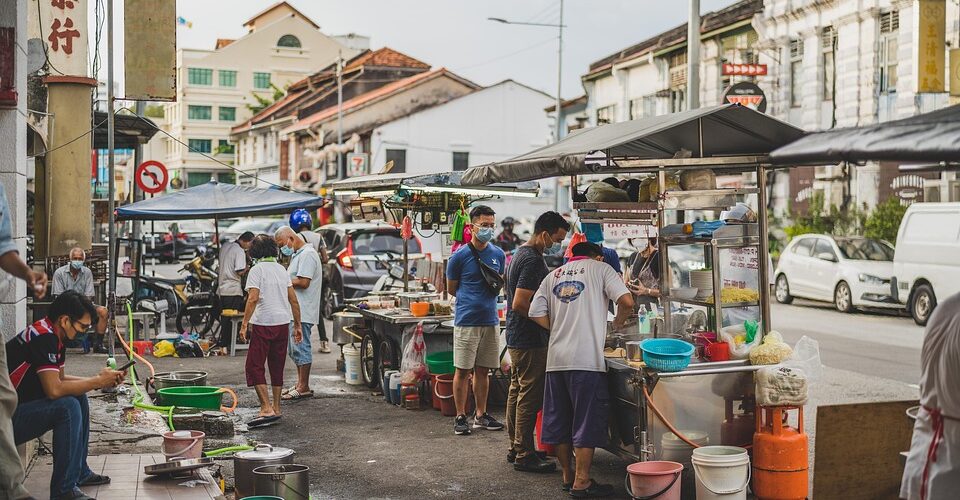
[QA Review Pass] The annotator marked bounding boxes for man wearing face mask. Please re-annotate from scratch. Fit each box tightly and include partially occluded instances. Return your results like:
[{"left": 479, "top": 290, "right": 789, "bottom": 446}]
[
  {"left": 505, "top": 211, "right": 570, "bottom": 473},
  {"left": 446, "top": 205, "right": 506, "bottom": 436},
  {"left": 273, "top": 226, "right": 321, "bottom": 401},
  {"left": 51, "top": 248, "right": 108, "bottom": 354}
]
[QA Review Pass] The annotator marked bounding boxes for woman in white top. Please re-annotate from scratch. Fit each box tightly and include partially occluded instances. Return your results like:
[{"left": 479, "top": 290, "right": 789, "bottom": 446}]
[{"left": 239, "top": 235, "right": 302, "bottom": 427}]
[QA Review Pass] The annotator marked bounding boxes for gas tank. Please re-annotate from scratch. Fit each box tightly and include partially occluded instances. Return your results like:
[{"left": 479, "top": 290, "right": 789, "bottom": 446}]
[{"left": 752, "top": 406, "right": 808, "bottom": 500}]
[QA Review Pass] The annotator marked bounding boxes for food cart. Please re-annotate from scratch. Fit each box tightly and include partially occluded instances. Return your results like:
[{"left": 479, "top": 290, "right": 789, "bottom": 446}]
[
  {"left": 327, "top": 171, "right": 539, "bottom": 388},
  {"left": 461, "top": 104, "right": 806, "bottom": 472}
]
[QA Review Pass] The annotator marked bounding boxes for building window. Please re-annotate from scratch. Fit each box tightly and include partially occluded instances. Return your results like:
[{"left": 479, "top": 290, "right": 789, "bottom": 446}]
[
  {"left": 219, "top": 70, "right": 237, "bottom": 88},
  {"left": 277, "top": 35, "right": 301, "bottom": 48},
  {"left": 217, "top": 139, "right": 235, "bottom": 155},
  {"left": 217, "top": 172, "right": 236, "bottom": 183},
  {"left": 720, "top": 30, "right": 760, "bottom": 89},
  {"left": 385, "top": 149, "right": 406, "bottom": 174},
  {"left": 452, "top": 152, "right": 469, "bottom": 171},
  {"left": 219, "top": 106, "right": 236, "bottom": 121},
  {"left": 187, "top": 68, "right": 213, "bottom": 86},
  {"left": 253, "top": 72, "right": 272, "bottom": 90},
  {"left": 822, "top": 27, "right": 836, "bottom": 101},
  {"left": 187, "top": 172, "right": 212, "bottom": 187},
  {"left": 629, "top": 95, "right": 657, "bottom": 120},
  {"left": 669, "top": 89, "right": 686, "bottom": 113},
  {"left": 790, "top": 39, "right": 804, "bottom": 108},
  {"left": 879, "top": 11, "right": 899, "bottom": 94},
  {"left": 596, "top": 105, "right": 616, "bottom": 125},
  {"left": 188, "top": 139, "right": 212, "bottom": 154},
  {"left": 187, "top": 105, "right": 212, "bottom": 120}
]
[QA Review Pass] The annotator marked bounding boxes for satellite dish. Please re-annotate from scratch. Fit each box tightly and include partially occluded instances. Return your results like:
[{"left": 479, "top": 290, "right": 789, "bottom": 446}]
[{"left": 27, "top": 39, "right": 45, "bottom": 74}]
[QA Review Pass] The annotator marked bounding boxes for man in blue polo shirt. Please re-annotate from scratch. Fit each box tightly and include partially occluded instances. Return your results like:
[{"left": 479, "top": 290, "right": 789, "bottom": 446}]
[{"left": 446, "top": 205, "right": 506, "bottom": 436}]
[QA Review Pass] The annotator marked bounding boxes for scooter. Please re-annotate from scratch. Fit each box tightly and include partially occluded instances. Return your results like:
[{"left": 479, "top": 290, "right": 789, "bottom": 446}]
[{"left": 175, "top": 246, "right": 220, "bottom": 338}]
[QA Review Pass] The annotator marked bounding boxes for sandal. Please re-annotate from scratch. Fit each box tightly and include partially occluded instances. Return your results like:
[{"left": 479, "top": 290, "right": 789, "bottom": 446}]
[
  {"left": 569, "top": 479, "right": 615, "bottom": 498},
  {"left": 281, "top": 389, "right": 314, "bottom": 401},
  {"left": 79, "top": 473, "right": 111, "bottom": 486},
  {"left": 247, "top": 415, "right": 281, "bottom": 428}
]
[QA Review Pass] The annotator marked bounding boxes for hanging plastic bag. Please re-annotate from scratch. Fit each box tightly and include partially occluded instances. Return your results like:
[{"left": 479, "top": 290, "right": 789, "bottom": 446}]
[
  {"left": 749, "top": 331, "right": 793, "bottom": 365},
  {"left": 563, "top": 231, "right": 588, "bottom": 259},
  {"left": 781, "top": 335, "right": 823, "bottom": 383},
  {"left": 153, "top": 340, "right": 176, "bottom": 358},
  {"left": 720, "top": 323, "right": 761, "bottom": 360},
  {"left": 451, "top": 209, "right": 467, "bottom": 242},
  {"left": 400, "top": 322, "right": 428, "bottom": 384}
]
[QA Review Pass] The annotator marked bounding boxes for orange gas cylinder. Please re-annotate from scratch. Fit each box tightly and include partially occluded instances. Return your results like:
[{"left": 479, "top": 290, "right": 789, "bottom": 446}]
[{"left": 752, "top": 406, "right": 808, "bottom": 500}]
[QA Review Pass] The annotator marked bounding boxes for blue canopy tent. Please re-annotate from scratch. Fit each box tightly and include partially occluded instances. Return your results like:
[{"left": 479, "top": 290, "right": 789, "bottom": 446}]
[{"left": 116, "top": 181, "right": 326, "bottom": 221}]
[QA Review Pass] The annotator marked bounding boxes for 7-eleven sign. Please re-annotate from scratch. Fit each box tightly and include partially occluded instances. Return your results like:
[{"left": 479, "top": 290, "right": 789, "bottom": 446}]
[
  {"left": 721, "top": 82, "right": 767, "bottom": 113},
  {"left": 347, "top": 153, "right": 369, "bottom": 177}
]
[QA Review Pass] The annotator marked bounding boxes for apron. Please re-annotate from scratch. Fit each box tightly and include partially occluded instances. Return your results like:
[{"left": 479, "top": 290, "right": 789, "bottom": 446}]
[{"left": 632, "top": 251, "right": 659, "bottom": 312}]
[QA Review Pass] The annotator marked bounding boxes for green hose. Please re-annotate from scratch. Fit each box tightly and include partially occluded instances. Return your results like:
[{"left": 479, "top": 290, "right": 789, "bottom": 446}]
[
  {"left": 204, "top": 445, "right": 254, "bottom": 457},
  {"left": 125, "top": 301, "right": 176, "bottom": 430}
]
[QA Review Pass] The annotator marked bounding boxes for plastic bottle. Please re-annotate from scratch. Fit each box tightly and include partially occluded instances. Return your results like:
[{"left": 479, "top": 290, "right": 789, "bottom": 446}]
[{"left": 637, "top": 305, "right": 650, "bottom": 335}]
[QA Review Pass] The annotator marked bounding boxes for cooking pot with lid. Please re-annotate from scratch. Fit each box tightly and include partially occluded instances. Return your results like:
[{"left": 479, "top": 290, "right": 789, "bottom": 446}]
[
  {"left": 332, "top": 312, "right": 365, "bottom": 345},
  {"left": 233, "top": 444, "right": 295, "bottom": 498}
]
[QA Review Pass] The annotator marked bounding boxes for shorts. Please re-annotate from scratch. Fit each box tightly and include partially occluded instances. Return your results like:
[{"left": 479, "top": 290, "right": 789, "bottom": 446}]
[
  {"left": 453, "top": 325, "right": 500, "bottom": 370},
  {"left": 542, "top": 371, "right": 610, "bottom": 449},
  {"left": 288, "top": 322, "right": 314, "bottom": 366},
  {"left": 245, "top": 324, "right": 288, "bottom": 387}
]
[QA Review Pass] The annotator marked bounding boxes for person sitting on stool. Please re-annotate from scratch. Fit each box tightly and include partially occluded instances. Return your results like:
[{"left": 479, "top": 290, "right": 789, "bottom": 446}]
[
  {"left": 50, "top": 247, "right": 108, "bottom": 354},
  {"left": 217, "top": 231, "right": 255, "bottom": 350}
]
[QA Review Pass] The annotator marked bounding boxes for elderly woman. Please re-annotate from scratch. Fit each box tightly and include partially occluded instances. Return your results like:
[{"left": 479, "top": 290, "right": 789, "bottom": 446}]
[{"left": 239, "top": 235, "right": 302, "bottom": 427}]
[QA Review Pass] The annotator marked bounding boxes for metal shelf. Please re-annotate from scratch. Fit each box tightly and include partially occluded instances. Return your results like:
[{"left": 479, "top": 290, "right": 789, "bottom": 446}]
[
  {"left": 662, "top": 296, "right": 759, "bottom": 309},
  {"left": 661, "top": 188, "right": 758, "bottom": 211}
]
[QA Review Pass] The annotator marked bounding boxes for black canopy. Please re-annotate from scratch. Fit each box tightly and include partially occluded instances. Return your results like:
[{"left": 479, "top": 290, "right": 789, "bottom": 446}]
[
  {"left": 93, "top": 111, "right": 160, "bottom": 149},
  {"left": 769, "top": 104, "right": 960, "bottom": 165},
  {"left": 461, "top": 104, "right": 805, "bottom": 185}
]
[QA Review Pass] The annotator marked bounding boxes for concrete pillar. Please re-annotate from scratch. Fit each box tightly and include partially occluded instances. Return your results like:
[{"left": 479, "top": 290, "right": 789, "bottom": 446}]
[
  {"left": 0, "top": 0, "right": 28, "bottom": 339},
  {"left": 41, "top": 76, "right": 95, "bottom": 256}
]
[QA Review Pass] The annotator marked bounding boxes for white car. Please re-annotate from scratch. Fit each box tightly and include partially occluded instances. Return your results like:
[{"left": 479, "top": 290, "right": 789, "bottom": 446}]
[{"left": 774, "top": 234, "right": 901, "bottom": 313}]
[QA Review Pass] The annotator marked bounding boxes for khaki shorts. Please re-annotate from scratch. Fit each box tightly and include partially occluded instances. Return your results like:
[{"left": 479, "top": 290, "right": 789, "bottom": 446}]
[{"left": 453, "top": 326, "right": 500, "bottom": 370}]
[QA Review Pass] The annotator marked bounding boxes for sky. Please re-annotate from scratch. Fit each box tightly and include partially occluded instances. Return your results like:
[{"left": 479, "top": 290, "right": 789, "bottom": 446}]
[{"left": 92, "top": 0, "right": 737, "bottom": 100}]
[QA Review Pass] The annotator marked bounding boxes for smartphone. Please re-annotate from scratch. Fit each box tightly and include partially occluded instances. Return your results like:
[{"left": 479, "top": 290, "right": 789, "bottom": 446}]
[{"left": 116, "top": 359, "right": 137, "bottom": 372}]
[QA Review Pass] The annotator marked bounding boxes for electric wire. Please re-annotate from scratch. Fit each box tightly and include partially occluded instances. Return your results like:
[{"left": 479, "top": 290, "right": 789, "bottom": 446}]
[
  {"left": 453, "top": 37, "right": 557, "bottom": 71},
  {"left": 27, "top": 116, "right": 108, "bottom": 158}
]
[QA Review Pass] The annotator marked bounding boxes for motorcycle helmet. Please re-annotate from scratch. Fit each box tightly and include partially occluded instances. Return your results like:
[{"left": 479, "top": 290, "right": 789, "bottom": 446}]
[
  {"left": 290, "top": 209, "right": 313, "bottom": 231},
  {"left": 501, "top": 217, "right": 516, "bottom": 227}
]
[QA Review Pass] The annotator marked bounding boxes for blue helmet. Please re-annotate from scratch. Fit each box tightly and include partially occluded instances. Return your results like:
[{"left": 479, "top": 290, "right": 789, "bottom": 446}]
[{"left": 290, "top": 209, "right": 313, "bottom": 231}]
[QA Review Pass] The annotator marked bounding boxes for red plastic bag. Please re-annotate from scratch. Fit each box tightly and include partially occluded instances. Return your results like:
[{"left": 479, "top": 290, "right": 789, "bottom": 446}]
[
  {"left": 400, "top": 322, "right": 428, "bottom": 383},
  {"left": 563, "top": 232, "right": 587, "bottom": 259}
]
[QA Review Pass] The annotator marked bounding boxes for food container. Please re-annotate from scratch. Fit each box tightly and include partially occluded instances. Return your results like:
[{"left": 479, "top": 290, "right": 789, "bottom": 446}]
[
  {"left": 332, "top": 312, "right": 365, "bottom": 345},
  {"left": 253, "top": 464, "right": 310, "bottom": 500},
  {"left": 410, "top": 302, "right": 430, "bottom": 317},
  {"left": 234, "top": 444, "right": 295, "bottom": 499},
  {"left": 625, "top": 341, "right": 643, "bottom": 362},
  {"left": 397, "top": 292, "right": 439, "bottom": 309}
]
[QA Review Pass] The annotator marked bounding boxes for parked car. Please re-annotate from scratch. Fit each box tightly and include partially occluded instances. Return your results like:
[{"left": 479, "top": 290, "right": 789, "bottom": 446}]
[
  {"left": 774, "top": 234, "right": 899, "bottom": 313},
  {"left": 142, "top": 220, "right": 218, "bottom": 262},
  {"left": 893, "top": 202, "right": 960, "bottom": 325},
  {"left": 220, "top": 218, "right": 286, "bottom": 243},
  {"left": 318, "top": 222, "right": 424, "bottom": 319}
]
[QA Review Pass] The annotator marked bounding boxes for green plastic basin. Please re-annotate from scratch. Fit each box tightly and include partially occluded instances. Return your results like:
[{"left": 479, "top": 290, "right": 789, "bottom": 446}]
[
  {"left": 425, "top": 351, "right": 454, "bottom": 375},
  {"left": 156, "top": 386, "right": 224, "bottom": 410}
]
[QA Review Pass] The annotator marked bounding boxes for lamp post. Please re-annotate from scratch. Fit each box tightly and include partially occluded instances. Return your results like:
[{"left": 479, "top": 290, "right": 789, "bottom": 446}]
[{"left": 489, "top": 0, "right": 566, "bottom": 143}]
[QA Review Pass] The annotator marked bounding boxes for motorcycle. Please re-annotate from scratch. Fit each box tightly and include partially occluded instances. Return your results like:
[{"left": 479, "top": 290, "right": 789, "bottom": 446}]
[{"left": 175, "top": 246, "right": 221, "bottom": 339}]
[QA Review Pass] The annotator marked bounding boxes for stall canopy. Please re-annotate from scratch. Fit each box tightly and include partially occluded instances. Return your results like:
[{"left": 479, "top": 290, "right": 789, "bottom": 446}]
[
  {"left": 770, "top": 104, "right": 960, "bottom": 165},
  {"left": 461, "top": 104, "right": 805, "bottom": 185},
  {"left": 115, "top": 181, "right": 325, "bottom": 220},
  {"left": 329, "top": 171, "right": 540, "bottom": 196}
]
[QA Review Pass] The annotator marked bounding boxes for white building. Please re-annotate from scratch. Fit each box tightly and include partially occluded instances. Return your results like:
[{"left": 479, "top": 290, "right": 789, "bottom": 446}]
[
  {"left": 370, "top": 80, "right": 555, "bottom": 219},
  {"left": 161, "top": 2, "right": 363, "bottom": 189}
]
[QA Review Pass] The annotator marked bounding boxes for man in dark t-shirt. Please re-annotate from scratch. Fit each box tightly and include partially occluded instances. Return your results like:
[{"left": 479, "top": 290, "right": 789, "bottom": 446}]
[
  {"left": 7, "top": 291, "right": 125, "bottom": 500},
  {"left": 504, "top": 211, "right": 570, "bottom": 473}
]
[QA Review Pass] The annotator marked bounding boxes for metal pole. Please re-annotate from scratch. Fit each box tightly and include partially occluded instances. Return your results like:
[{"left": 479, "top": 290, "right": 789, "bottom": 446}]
[
  {"left": 555, "top": 0, "right": 564, "bottom": 143},
  {"left": 758, "top": 165, "right": 771, "bottom": 335},
  {"left": 131, "top": 101, "right": 144, "bottom": 243},
  {"left": 106, "top": 0, "right": 116, "bottom": 357},
  {"left": 687, "top": 0, "right": 701, "bottom": 110},
  {"left": 336, "top": 51, "right": 344, "bottom": 179}
]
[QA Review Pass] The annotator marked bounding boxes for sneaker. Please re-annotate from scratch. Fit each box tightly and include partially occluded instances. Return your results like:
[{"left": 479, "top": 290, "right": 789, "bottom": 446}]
[
  {"left": 473, "top": 412, "right": 504, "bottom": 431},
  {"left": 454, "top": 415, "right": 471, "bottom": 435},
  {"left": 514, "top": 454, "right": 557, "bottom": 473},
  {"left": 506, "top": 449, "right": 517, "bottom": 463},
  {"left": 319, "top": 341, "right": 331, "bottom": 354}
]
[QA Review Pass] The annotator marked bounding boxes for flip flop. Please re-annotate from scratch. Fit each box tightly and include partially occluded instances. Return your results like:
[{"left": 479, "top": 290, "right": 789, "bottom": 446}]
[
  {"left": 247, "top": 415, "right": 281, "bottom": 428},
  {"left": 281, "top": 386, "right": 297, "bottom": 396},
  {"left": 79, "top": 473, "right": 111, "bottom": 486},
  {"left": 281, "top": 389, "right": 314, "bottom": 401}
]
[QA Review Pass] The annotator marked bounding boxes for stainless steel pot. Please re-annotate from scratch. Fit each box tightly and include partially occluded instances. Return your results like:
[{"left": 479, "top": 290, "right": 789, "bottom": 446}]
[
  {"left": 397, "top": 292, "right": 438, "bottom": 309},
  {"left": 332, "top": 312, "right": 365, "bottom": 345},
  {"left": 233, "top": 444, "right": 295, "bottom": 499},
  {"left": 153, "top": 371, "right": 208, "bottom": 391},
  {"left": 253, "top": 464, "right": 310, "bottom": 500}
]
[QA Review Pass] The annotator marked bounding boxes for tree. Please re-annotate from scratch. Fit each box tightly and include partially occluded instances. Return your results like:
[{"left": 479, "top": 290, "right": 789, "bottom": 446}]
[
  {"left": 865, "top": 197, "right": 907, "bottom": 243},
  {"left": 143, "top": 104, "right": 165, "bottom": 118},
  {"left": 246, "top": 83, "right": 285, "bottom": 114}
]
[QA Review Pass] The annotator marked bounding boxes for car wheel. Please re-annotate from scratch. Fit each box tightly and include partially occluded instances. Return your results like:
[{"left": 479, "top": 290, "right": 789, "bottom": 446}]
[
  {"left": 834, "top": 281, "right": 853, "bottom": 313},
  {"left": 911, "top": 284, "right": 936, "bottom": 326},
  {"left": 360, "top": 332, "right": 380, "bottom": 389},
  {"left": 775, "top": 274, "right": 793, "bottom": 304}
]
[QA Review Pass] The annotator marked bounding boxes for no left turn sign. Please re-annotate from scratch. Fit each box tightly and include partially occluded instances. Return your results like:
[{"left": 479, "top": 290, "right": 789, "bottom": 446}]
[{"left": 135, "top": 160, "right": 169, "bottom": 194}]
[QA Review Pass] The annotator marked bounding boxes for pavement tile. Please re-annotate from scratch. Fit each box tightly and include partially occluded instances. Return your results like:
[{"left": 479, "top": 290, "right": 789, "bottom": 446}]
[{"left": 94, "top": 489, "right": 140, "bottom": 500}]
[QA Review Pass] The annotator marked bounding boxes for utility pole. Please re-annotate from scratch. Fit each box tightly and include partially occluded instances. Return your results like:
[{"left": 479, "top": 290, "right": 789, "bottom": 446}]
[
  {"left": 687, "top": 0, "right": 701, "bottom": 110},
  {"left": 336, "top": 52, "right": 344, "bottom": 179},
  {"left": 555, "top": 0, "right": 564, "bottom": 143},
  {"left": 106, "top": 0, "right": 117, "bottom": 357},
  {"left": 131, "top": 101, "right": 144, "bottom": 242}
]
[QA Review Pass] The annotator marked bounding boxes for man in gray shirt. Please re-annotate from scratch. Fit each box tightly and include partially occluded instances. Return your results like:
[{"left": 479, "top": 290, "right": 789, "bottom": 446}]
[{"left": 51, "top": 247, "right": 108, "bottom": 353}]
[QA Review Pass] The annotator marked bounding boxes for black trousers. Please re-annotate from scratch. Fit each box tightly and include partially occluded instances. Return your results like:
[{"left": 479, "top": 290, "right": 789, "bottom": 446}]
[{"left": 218, "top": 295, "right": 246, "bottom": 348}]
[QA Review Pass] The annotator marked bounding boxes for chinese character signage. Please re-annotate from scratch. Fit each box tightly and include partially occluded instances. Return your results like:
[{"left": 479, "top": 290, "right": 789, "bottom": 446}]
[
  {"left": 950, "top": 49, "right": 960, "bottom": 97},
  {"left": 601, "top": 223, "right": 658, "bottom": 240},
  {"left": 917, "top": 0, "right": 946, "bottom": 93},
  {"left": 124, "top": 0, "right": 176, "bottom": 100},
  {"left": 37, "top": 0, "right": 88, "bottom": 77}
]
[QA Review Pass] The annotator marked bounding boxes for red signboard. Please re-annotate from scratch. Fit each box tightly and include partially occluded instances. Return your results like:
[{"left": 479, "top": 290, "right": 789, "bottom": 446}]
[
  {"left": 135, "top": 160, "right": 169, "bottom": 194},
  {"left": 721, "top": 63, "right": 767, "bottom": 76}
]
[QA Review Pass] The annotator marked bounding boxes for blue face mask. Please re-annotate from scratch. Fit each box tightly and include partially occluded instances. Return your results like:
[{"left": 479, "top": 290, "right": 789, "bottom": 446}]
[
  {"left": 70, "top": 260, "right": 84, "bottom": 270},
  {"left": 545, "top": 241, "right": 562, "bottom": 256},
  {"left": 475, "top": 227, "right": 495, "bottom": 243},
  {"left": 280, "top": 245, "right": 294, "bottom": 257}
]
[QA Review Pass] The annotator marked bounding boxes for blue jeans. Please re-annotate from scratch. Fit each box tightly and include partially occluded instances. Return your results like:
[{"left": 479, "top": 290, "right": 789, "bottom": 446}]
[{"left": 13, "top": 394, "right": 94, "bottom": 497}]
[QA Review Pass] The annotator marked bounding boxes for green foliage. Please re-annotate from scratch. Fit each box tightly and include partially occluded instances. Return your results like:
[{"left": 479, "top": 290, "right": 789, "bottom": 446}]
[
  {"left": 865, "top": 197, "right": 907, "bottom": 243},
  {"left": 246, "top": 83, "right": 286, "bottom": 114},
  {"left": 143, "top": 104, "right": 165, "bottom": 118}
]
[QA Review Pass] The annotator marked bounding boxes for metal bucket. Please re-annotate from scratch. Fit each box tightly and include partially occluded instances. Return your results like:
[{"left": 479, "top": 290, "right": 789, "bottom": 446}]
[
  {"left": 332, "top": 312, "right": 364, "bottom": 345},
  {"left": 253, "top": 464, "right": 310, "bottom": 500}
]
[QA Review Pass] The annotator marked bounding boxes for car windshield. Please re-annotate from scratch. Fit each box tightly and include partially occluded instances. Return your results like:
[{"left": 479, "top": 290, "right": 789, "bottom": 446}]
[
  {"left": 834, "top": 237, "right": 894, "bottom": 261},
  {"left": 351, "top": 231, "right": 420, "bottom": 255},
  {"left": 226, "top": 219, "right": 278, "bottom": 234}
]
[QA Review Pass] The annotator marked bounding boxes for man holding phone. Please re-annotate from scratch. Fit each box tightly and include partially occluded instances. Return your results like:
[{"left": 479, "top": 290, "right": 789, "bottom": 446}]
[{"left": 7, "top": 291, "right": 126, "bottom": 500}]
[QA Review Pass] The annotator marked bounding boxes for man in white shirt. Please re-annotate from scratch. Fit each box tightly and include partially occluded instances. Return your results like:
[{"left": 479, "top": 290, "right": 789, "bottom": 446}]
[
  {"left": 274, "top": 226, "right": 322, "bottom": 400},
  {"left": 217, "top": 232, "right": 254, "bottom": 349},
  {"left": 289, "top": 209, "right": 332, "bottom": 353},
  {"left": 530, "top": 242, "right": 633, "bottom": 498}
]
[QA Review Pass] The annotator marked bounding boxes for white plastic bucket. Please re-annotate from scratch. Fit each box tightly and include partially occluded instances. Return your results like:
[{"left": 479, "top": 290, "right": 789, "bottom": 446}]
[
  {"left": 342, "top": 345, "right": 362, "bottom": 385},
  {"left": 660, "top": 431, "right": 709, "bottom": 465},
  {"left": 691, "top": 446, "right": 750, "bottom": 500}
]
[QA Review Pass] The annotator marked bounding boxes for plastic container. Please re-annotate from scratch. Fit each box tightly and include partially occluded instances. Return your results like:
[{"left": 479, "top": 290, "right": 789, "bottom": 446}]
[
  {"left": 132, "top": 340, "right": 153, "bottom": 357},
  {"left": 429, "top": 375, "right": 441, "bottom": 410},
  {"left": 433, "top": 373, "right": 456, "bottom": 416},
  {"left": 389, "top": 372, "right": 402, "bottom": 405},
  {"left": 382, "top": 370, "right": 398, "bottom": 402},
  {"left": 691, "top": 446, "right": 750, "bottom": 500},
  {"left": 410, "top": 302, "right": 431, "bottom": 317},
  {"left": 625, "top": 461, "right": 683, "bottom": 500},
  {"left": 161, "top": 430, "right": 205, "bottom": 460},
  {"left": 342, "top": 345, "right": 362, "bottom": 385},
  {"left": 425, "top": 351, "right": 455, "bottom": 375},
  {"left": 155, "top": 386, "right": 237, "bottom": 412},
  {"left": 640, "top": 338, "right": 695, "bottom": 372},
  {"left": 403, "top": 394, "right": 421, "bottom": 410},
  {"left": 661, "top": 431, "right": 709, "bottom": 465},
  {"left": 705, "top": 341, "right": 730, "bottom": 362}
]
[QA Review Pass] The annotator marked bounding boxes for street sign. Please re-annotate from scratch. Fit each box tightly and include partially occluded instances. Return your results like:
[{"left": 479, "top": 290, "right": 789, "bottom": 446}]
[
  {"left": 721, "top": 63, "right": 767, "bottom": 76},
  {"left": 721, "top": 82, "right": 767, "bottom": 113},
  {"left": 347, "top": 153, "right": 369, "bottom": 177},
  {"left": 135, "top": 160, "right": 168, "bottom": 194}
]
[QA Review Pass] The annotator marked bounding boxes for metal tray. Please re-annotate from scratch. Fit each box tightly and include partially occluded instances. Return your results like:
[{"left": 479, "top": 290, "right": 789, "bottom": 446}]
[{"left": 143, "top": 456, "right": 213, "bottom": 476}]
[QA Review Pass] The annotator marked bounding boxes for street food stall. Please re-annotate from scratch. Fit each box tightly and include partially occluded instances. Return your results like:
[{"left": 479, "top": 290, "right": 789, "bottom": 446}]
[
  {"left": 462, "top": 104, "right": 807, "bottom": 479},
  {"left": 326, "top": 171, "right": 539, "bottom": 388}
]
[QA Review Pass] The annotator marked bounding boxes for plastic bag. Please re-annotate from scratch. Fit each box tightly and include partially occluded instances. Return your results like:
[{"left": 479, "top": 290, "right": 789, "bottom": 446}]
[
  {"left": 585, "top": 181, "right": 629, "bottom": 202},
  {"left": 451, "top": 209, "right": 467, "bottom": 242},
  {"left": 756, "top": 365, "right": 808, "bottom": 406},
  {"left": 400, "top": 322, "right": 428, "bottom": 384},
  {"left": 680, "top": 169, "right": 717, "bottom": 190},
  {"left": 749, "top": 331, "right": 793, "bottom": 365},
  {"left": 640, "top": 174, "right": 681, "bottom": 201},
  {"left": 720, "top": 323, "right": 761, "bottom": 360},
  {"left": 782, "top": 335, "right": 822, "bottom": 383},
  {"left": 153, "top": 340, "right": 176, "bottom": 358},
  {"left": 563, "top": 232, "right": 588, "bottom": 259}
]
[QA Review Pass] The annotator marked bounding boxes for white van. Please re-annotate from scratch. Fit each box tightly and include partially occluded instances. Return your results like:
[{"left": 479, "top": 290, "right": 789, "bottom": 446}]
[{"left": 893, "top": 202, "right": 960, "bottom": 325}]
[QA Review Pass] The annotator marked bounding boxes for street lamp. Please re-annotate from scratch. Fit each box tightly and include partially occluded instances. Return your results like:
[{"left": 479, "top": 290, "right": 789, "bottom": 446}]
[{"left": 488, "top": 0, "right": 566, "bottom": 143}]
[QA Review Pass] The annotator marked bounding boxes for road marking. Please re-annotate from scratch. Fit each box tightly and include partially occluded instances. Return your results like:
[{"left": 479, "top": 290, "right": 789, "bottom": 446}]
[{"left": 907, "top": 384, "right": 920, "bottom": 390}]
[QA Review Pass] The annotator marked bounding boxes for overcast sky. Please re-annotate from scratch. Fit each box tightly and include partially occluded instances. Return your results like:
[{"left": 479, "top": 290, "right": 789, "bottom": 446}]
[{"left": 94, "top": 0, "right": 736, "bottom": 100}]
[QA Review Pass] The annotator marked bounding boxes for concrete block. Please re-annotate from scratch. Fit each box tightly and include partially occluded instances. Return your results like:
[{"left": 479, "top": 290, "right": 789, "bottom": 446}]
[{"left": 0, "top": 299, "right": 27, "bottom": 341}]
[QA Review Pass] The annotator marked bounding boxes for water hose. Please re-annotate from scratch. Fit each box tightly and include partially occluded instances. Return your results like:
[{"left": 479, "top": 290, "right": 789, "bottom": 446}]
[
  {"left": 204, "top": 445, "right": 254, "bottom": 457},
  {"left": 118, "top": 301, "right": 176, "bottom": 430}
]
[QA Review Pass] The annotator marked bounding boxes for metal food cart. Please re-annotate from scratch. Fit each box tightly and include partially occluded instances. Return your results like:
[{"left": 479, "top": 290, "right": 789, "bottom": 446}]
[{"left": 461, "top": 104, "right": 806, "bottom": 473}]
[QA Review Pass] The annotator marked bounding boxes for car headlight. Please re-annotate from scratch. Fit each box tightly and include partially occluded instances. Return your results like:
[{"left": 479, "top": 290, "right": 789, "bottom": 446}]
[{"left": 858, "top": 273, "right": 886, "bottom": 285}]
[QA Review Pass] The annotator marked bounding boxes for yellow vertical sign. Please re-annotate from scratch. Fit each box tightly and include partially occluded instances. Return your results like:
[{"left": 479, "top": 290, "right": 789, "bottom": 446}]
[
  {"left": 124, "top": 0, "right": 177, "bottom": 101},
  {"left": 916, "top": 0, "right": 946, "bottom": 93},
  {"left": 950, "top": 49, "right": 960, "bottom": 96}
]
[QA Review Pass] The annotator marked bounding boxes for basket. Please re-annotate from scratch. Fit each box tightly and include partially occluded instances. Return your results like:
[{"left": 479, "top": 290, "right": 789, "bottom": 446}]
[
  {"left": 640, "top": 338, "right": 695, "bottom": 372},
  {"left": 425, "top": 351, "right": 454, "bottom": 375}
]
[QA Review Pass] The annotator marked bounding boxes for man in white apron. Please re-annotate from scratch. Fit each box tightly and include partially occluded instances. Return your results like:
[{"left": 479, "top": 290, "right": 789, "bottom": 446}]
[{"left": 901, "top": 292, "right": 960, "bottom": 499}]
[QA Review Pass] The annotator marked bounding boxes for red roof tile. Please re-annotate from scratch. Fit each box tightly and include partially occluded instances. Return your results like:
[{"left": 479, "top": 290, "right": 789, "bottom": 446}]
[{"left": 215, "top": 38, "right": 236, "bottom": 50}]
